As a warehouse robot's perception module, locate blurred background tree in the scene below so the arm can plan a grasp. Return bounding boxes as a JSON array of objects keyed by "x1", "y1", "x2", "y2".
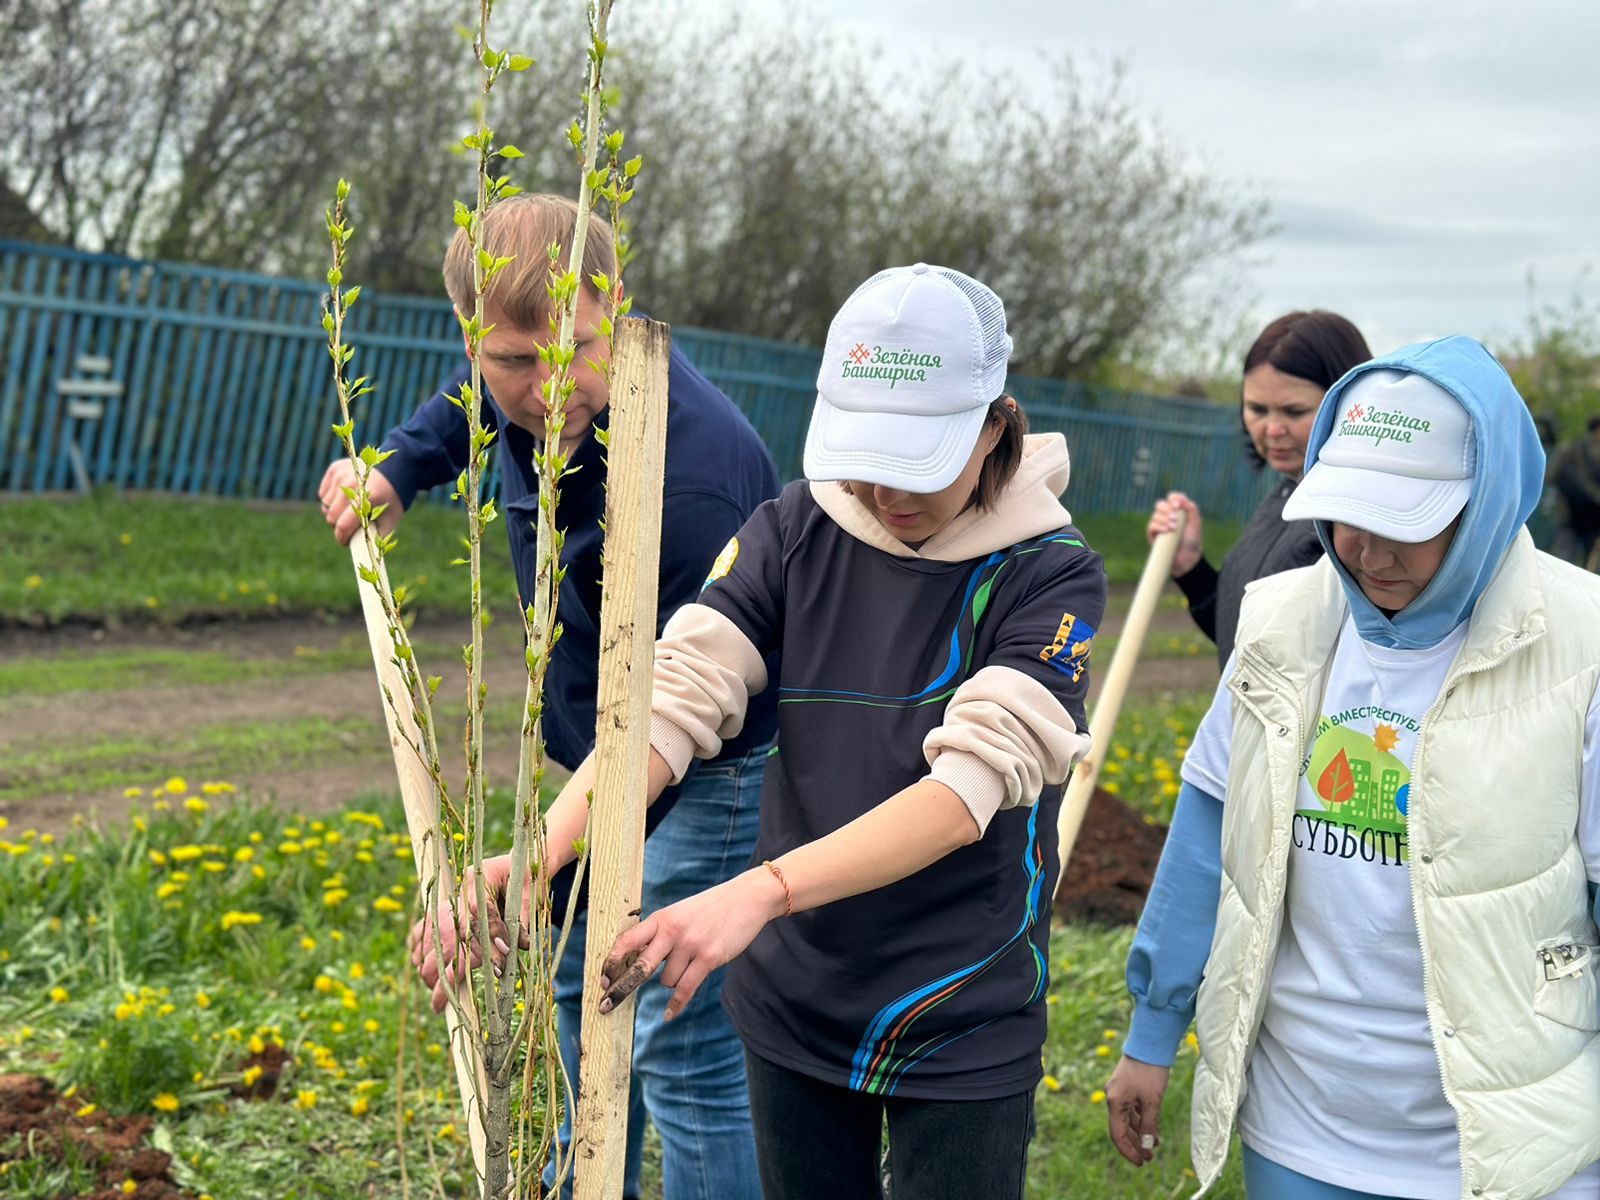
[
  {"x1": 1503, "y1": 276, "x2": 1600, "y2": 442},
  {"x1": 0, "y1": 0, "x2": 1268, "y2": 380}
]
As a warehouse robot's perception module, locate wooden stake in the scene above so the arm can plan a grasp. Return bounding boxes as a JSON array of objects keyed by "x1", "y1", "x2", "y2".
[
  {"x1": 350, "y1": 536, "x2": 489, "y2": 1190},
  {"x1": 573, "y1": 316, "x2": 671, "y2": 1200},
  {"x1": 1055, "y1": 512, "x2": 1188, "y2": 887}
]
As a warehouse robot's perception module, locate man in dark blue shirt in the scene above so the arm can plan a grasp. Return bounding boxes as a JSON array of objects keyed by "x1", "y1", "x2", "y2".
[{"x1": 319, "y1": 194, "x2": 778, "y2": 1200}]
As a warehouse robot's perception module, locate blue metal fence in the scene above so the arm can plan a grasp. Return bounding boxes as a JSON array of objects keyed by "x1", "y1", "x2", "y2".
[{"x1": 0, "y1": 240, "x2": 1269, "y2": 519}]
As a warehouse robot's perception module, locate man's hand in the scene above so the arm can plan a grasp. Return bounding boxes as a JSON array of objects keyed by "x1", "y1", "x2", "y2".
[
  {"x1": 319, "y1": 460, "x2": 402, "y2": 547},
  {"x1": 1147, "y1": 491, "x2": 1204, "y2": 578},
  {"x1": 408, "y1": 855, "x2": 530, "y2": 1014},
  {"x1": 1106, "y1": 1054, "x2": 1171, "y2": 1166},
  {"x1": 597, "y1": 867, "x2": 788, "y2": 1020}
]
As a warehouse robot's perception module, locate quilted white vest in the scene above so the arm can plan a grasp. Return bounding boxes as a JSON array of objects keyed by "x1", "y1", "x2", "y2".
[{"x1": 1190, "y1": 532, "x2": 1600, "y2": 1200}]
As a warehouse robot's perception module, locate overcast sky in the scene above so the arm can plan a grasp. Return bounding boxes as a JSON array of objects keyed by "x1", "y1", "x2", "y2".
[{"x1": 693, "y1": 0, "x2": 1599, "y2": 359}]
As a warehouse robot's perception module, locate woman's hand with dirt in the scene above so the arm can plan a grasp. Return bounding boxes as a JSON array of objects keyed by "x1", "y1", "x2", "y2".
[
  {"x1": 597, "y1": 867, "x2": 788, "y2": 1020},
  {"x1": 409, "y1": 854, "x2": 530, "y2": 1014},
  {"x1": 1147, "y1": 491, "x2": 1204, "y2": 578},
  {"x1": 318, "y1": 460, "x2": 403, "y2": 546},
  {"x1": 1106, "y1": 1054, "x2": 1171, "y2": 1166}
]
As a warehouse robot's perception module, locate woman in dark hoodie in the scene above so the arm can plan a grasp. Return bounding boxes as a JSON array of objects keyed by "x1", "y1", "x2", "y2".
[{"x1": 1149, "y1": 311, "x2": 1372, "y2": 668}]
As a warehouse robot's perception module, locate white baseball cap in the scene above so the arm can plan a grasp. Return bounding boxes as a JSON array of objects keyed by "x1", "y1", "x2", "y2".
[
  {"x1": 804, "y1": 263, "x2": 1012, "y2": 493},
  {"x1": 1283, "y1": 369, "x2": 1474, "y2": 541}
]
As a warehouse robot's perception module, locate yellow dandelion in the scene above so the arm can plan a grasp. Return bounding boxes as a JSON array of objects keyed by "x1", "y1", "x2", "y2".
[
  {"x1": 231, "y1": 847, "x2": 254, "y2": 864},
  {"x1": 242, "y1": 1065, "x2": 263, "y2": 1087},
  {"x1": 363, "y1": 1019, "x2": 380, "y2": 1034},
  {"x1": 156, "y1": 882, "x2": 183, "y2": 900},
  {"x1": 438, "y1": 1122, "x2": 456, "y2": 1139},
  {"x1": 1042, "y1": 1074, "x2": 1062, "y2": 1093},
  {"x1": 1096, "y1": 1044, "x2": 1111, "y2": 1058},
  {"x1": 122, "y1": 1179, "x2": 138, "y2": 1195},
  {"x1": 49, "y1": 986, "x2": 69, "y2": 1003},
  {"x1": 124, "y1": 786, "x2": 144, "y2": 799},
  {"x1": 148, "y1": 849, "x2": 168, "y2": 866},
  {"x1": 201, "y1": 781, "x2": 236, "y2": 795},
  {"x1": 201, "y1": 861, "x2": 224, "y2": 873},
  {"x1": 350, "y1": 1096, "x2": 370, "y2": 1116},
  {"x1": 251, "y1": 865, "x2": 265, "y2": 880},
  {"x1": 164, "y1": 776, "x2": 188, "y2": 795},
  {"x1": 220, "y1": 911, "x2": 262, "y2": 932},
  {"x1": 24, "y1": 574, "x2": 43, "y2": 588},
  {"x1": 248, "y1": 831, "x2": 263, "y2": 844},
  {"x1": 1090, "y1": 1089, "x2": 1107, "y2": 1105},
  {"x1": 300, "y1": 935, "x2": 317, "y2": 952},
  {"x1": 184, "y1": 796, "x2": 209, "y2": 814},
  {"x1": 355, "y1": 851, "x2": 375, "y2": 864},
  {"x1": 195, "y1": 992, "x2": 211, "y2": 1009},
  {"x1": 152, "y1": 799, "x2": 170, "y2": 812},
  {"x1": 1103, "y1": 1029, "x2": 1119, "y2": 1041},
  {"x1": 348, "y1": 963, "x2": 365, "y2": 980},
  {"x1": 279, "y1": 841, "x2": 303, "y2": 855},
  {"x1": 76, "y1": 1102, "x2": 97, "y2": 1117},
  {"x1": 153, "y1": 1092, "x2": 180, "y2": 1113},
  {"x1": 323, "y1": 888, "x2": 349, "y2": 907},
  {"x1": 248, "y1": 1033, "x2": 266, "y2": 1055},
  {"x1": 373, "y1": 896, "x2": 404, "y2": 913},
  {"x1": 295, "y1": 1089, "x2": 317, "y2": 1110},
  {"x1": 314, "y1": 974, "x2": 335, "y2": 994}
]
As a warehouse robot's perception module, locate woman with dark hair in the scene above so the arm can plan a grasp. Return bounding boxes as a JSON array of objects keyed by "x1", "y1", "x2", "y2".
[{"x1": 1147, "y1": 311, "x2": 1372, "y2": 667}]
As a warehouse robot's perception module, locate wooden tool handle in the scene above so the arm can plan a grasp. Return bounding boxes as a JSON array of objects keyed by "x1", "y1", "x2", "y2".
[{"x1": 1055, "y1": 512, "x2": 1188, "y2": 881}]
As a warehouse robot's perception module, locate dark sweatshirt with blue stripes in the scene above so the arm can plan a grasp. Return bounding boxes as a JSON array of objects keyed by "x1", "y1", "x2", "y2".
[{"x1": 647, "y1": 435, "x2": 1107, "y2": 1099}]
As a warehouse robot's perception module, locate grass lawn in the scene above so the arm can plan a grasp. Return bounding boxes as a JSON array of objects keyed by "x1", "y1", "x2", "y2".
[
  {"x1": 0, "y1": 787, "x2": 1241, "y2": 1199},
  {"x1": 0, "y1": 492, "x2": 1240, "y2": 627},
  {"x1": 0, "y1": 491, "x2": 516, "y2": 626},
  {"x1": 0, "y1": 683, "x2": 1230, "y2": 1197}
]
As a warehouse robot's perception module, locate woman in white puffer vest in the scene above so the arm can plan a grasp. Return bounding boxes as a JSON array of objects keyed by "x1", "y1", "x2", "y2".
[{"x1": 1106, "y1": 336, "x2": 1600, "y2": 1200}]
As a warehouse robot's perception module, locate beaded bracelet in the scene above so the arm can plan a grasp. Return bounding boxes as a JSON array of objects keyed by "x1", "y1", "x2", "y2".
[{"x1": 762, "y1": 859, "x2": 794, "y2": 917}]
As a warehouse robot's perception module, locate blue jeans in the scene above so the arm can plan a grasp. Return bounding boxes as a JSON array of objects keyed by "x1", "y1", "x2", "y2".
[{"x1": 543, "y1": 745, "x2": 767, "y2": 1200}]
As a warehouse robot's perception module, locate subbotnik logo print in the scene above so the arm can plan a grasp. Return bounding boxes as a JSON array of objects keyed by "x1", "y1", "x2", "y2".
[
  {"x1": 841, "y1": 343, "x2": 944, "y2": 388},
  {"x1": 1338, "y1": 401, "x2": 1434, "y2": 448}
]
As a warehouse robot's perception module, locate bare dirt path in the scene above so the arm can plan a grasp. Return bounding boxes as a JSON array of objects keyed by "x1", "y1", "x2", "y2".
[{"x1": 0, "y1": 583, "x2": 1217, "y2": 834}]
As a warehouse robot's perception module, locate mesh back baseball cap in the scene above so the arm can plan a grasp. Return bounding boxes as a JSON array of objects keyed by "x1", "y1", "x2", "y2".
[
  {"x1": 804, "y1": 263, "x2": 1012, "y2": 493},
  {"x1": 1282, "y1": 369, "x2": 1474, "y2": 541}
]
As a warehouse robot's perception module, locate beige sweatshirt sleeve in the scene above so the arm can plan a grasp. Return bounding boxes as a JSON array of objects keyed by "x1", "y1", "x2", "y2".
[
  {"x1": 923, "y1": 664, "x2": 1092, "y2": 836},
  {"x1": 648, "y1": 603, "x2": 770, "y2": 783}
]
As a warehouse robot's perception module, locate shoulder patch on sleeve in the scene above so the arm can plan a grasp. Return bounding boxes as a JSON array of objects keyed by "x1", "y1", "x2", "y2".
[
  {"x1": 702, "y1": 537, "x2": 740, "y2": 589},
  {"x1": 1040, "y1": 611, "x2": 1096, "y2": 682}
]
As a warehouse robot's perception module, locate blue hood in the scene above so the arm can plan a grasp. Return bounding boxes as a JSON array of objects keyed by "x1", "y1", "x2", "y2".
[{"x1": 1304, "y1": 336, "x2": 1545, "y2": 649}]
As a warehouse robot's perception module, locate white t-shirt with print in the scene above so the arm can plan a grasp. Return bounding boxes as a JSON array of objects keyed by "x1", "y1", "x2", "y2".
[{"x1": 1183, "y1": 618, "x2": 1600, "y2": 1200}]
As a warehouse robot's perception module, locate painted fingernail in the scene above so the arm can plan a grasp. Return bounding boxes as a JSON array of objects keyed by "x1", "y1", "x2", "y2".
[
  {"x1": 1141, "y1": 1135, "x2": 1155, "y2": 1152},
  {"x1": 493, "y1": 937, "x2": 511, "y2": 957}
]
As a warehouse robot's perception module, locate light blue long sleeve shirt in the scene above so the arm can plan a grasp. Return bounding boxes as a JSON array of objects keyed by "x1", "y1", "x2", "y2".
[
  {"x1": 1123, "y1": 782, "x2": 1600, "y2": 1069},
  {"x1": 1123, "y1": 778, "x2": 1223, "y2": 1068}
]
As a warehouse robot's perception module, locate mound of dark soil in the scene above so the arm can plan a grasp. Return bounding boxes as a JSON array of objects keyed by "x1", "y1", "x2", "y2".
[
  {"x1": 0, "y1": 1074, "x2": 194, "y2": 1199},
  {"x1": 1054, "y1": 788, "x2": 1168, "y2": 926}
]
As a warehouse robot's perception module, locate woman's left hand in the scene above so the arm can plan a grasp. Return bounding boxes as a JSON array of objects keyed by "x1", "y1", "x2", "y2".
[{"x1": 598, "y1": 867, "x2": 789, "y2": 1019}]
